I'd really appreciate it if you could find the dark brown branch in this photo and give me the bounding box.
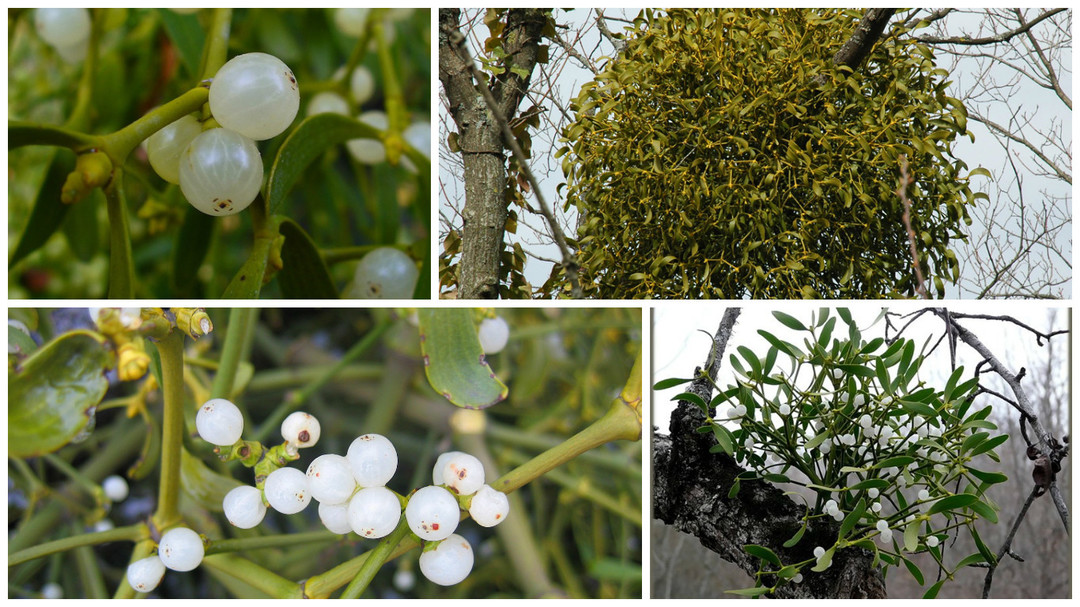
[832,8,897,71]
[916,8,1067,46]
[982,485,1039,598]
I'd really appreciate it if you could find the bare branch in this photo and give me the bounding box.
[916,8,1067,45]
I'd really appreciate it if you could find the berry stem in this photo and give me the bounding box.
[339,518,411,599]
[200,553,299,598]
[198,8,233,81]
[103,87,209,164]
[8,524,147,567]
[104,169,135,298]
[153,330,186,528]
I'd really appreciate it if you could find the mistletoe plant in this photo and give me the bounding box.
[658,308,1008,598]
[9,8,430,299]
[9,308,642,598]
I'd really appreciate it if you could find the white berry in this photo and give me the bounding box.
[813,546,825,558]
[432,452,464,485]
[318,501,353,535]
[103,475,129,502]
[35,8,90,49]
[405,486,459,541]
[222,485,267,529]
[875,520,889,533]
[41,583,63,599]
[477,317,509,354]
[918,489,931,501]
[209,52,300,141]
[350,67,376,104]
[157,527,204,572]
[281,411,321,449]
[347,486,402,538]
[126,555,166,593]
[146,114,202,184]
[195,398,244,447]
[306,91,349,117]
[334,8,369,37]
[306,454,357,505]
[264,467,311,515]
[419,534,474,586]
[401,120,431,172]
[441,452,485,496]
[469,484,509,527]
[346,433,398,487]
[346,110,388,164]
[179,128,263,216]
[347,247,418,299]
[926,535,940,548]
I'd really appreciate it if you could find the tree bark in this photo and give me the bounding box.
[832,8,897,71]
[439,9,548,299]
[652,309,887,598]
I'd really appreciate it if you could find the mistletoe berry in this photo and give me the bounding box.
[306,454,357,505]
[477,316,509,354]
[102,475,129,502]
[281,411,321,449]
[263,467,312,515]
[179,128,263,216]
[145,114,202,184]
[209,52,300,141]
[405,485,459,541]
[441,452,485,496]
[468,485,509,527]
[195,398,244,447]
[347,247,419,299]
[126,555,166,593]
[419,534,474,586]
[222,485,267,529]
[318,502,353,535]
[157,527,204,572]
[347,486,402,539]
[346,433,398,487]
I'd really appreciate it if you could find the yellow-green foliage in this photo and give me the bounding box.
[559,9,986,299]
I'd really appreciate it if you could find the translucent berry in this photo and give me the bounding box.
[401,120,431,172]
[319,501,353,534]
[35,8,90,49]
[334,8,369,37]
[347,486,402,539]
[103,475,129,502]
[179,128,263,216]
[347,247,418,299]
[195,398,244,446]
[41,583,63,599]
[209,52,300,141]
[126,555,166,593]
[306,454,357,505]
[222,485,267,529]
[346,433,398,487]
[432,452,464,486]
[393,567,416,592]
[478,316,509,354]
[350,67,376,104]
[926,535,940,548]
[157,527,204,572]
[441,452,485,496]
[405,485,459,541]
[306,91,349,117]
[146,114,202,184]
[263,467,312,515]
[469,484,509,527]
[346,111,388,164]
[281,411,320,449]
[419,534,474,586]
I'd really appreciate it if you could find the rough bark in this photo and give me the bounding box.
[652,309,887,598]
[439,8,548,299]
[832,8,897,71]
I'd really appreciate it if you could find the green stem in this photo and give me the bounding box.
[211,308,258,399]
[113,539,153,598]
[74,543,108,598]
[198,8,233,80]
[65,8,102,130]
[104,169,135,298]
[245,363,382,393]
[103,87,209,163]
[206,530,338,556]
[8,524,146,567]
[364,353,417,435]
[253,320,392,442]
[339,519,410,599]
[154,331,186,528]
[201,553,299,598]
[41,453,101,498]
[321,244,398,266]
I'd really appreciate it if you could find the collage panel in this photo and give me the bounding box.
[651,306,1070,598]
[439,8,1069,300]
[9,8,430,300]
[8,307,643,598]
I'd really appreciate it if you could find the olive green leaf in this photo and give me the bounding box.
[417,309,509,409]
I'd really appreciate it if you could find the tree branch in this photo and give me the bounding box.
[915,8,1067,45]
[832,8,897,71]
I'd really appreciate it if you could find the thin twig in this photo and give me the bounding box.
[442,24,584,299]
[896,155,929,298]
[981,486,1038,598]
[916,8,1066,45]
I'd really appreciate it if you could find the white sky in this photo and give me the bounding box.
[439,9,1071,298]
[651,303,1070,433]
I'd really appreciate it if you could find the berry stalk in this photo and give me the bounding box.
[153,330,186,528]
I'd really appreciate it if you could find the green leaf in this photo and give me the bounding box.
[180,447,241,511]
[777,565,799,580]
[961,431,990,455]
[417,309,509,409]
[62,188,101,261]
[968,498,998,523]
[903,521,920,553]
[757,330,802,358]
[127,407,161,480]
[971,525,997,566]
[804,432,828,451]
[951,377,980,400]
[9,330,110,458]
[157,8,206,75]
[923,580,945,599]
[943,366,965,401]
[726,587,770,597]
[744,544,781,566]
[782,524,805,548]
[711,424,735,456]
[773,311,807,331]
[277,219,339,298]
[9,150,74,269]
[968,434,1008,457]
[898,399,937,418]
[902,556,924,585]
[954,552,988,569]
[968,468,1008,486]
[811,547,834,572]
[874,455,915,469]
[850,478,889,491]
[654,377,693,390]
[221,230,277,298]
[673,392,708,414]
[8,121,95,150]
[838,497,866,539]
[586,558,642,583]
[737,345,763,378]
[265,113,382,214]
[728,479,741,499]
[968,167,992,179]
[763,473,790,483]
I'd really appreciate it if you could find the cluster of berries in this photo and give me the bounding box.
[145,52,300,216]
